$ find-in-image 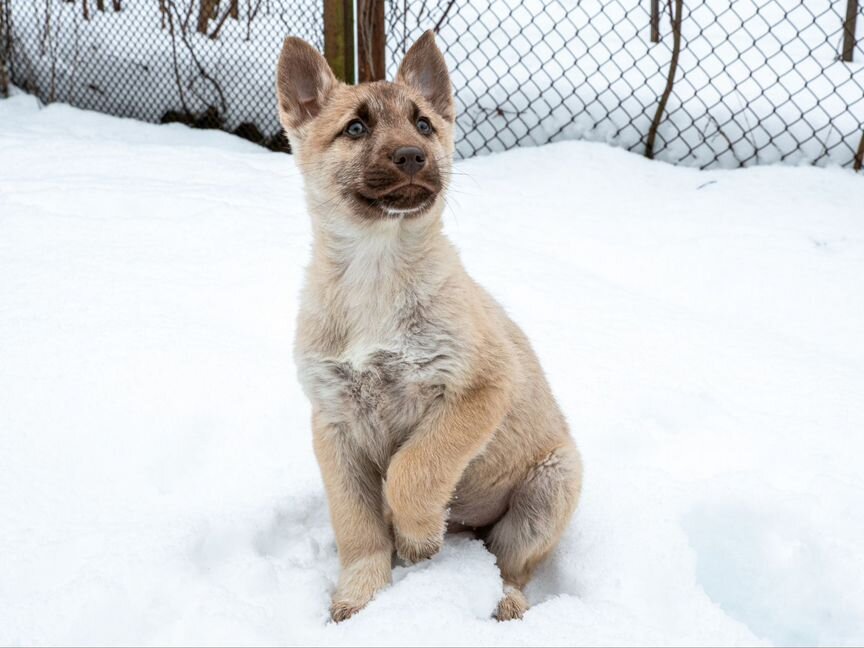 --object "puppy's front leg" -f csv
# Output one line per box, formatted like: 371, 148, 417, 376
313, 413, 392, 622
385, 384, 509, 562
